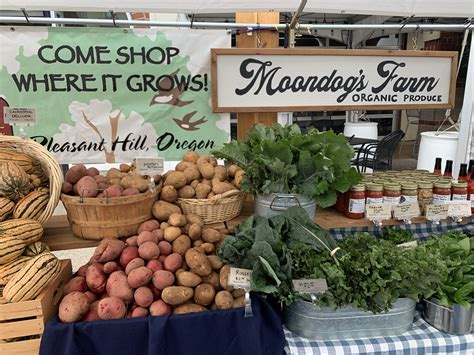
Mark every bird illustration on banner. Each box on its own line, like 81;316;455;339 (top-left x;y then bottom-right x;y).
149;69;193;107
173;111;207;131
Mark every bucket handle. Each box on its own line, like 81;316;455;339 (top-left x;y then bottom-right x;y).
79;189;109;204
423;298;454;313
269;194;302;211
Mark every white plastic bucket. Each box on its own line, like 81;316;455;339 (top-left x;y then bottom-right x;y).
417;131;459;171
343;122;378;140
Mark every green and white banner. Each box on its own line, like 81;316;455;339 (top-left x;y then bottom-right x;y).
0;27;230;163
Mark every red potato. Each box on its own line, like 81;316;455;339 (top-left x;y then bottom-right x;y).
138;241;160;260
61;182;73;194
151;229;164;242
147;259;163;273
106;271;134;302
58;291;90;323
158;241;172;256
164;253;183;273
127;266;153;288
149;300;172;317
97;182;110;190
76;176;99;198
125;258;145;275
85;263;106;294
119;246;139;267
158;255;167;263
122;187;140;196
132;307;149;318
104;185;122;198
93;238;126;263
72;183;79;196
63;276;88;295
99;292;109;299
126;235;138;247
137;231;158;246
86;167;100;177
148;284;162;299
65;164;87;184
152;270;175;290
97;192;105;198
103;261;121;274
84;291;98;303
76;263;90;277
138;220;161;233
98;297;127;320
83;300;100;321
134;286;154;307
94;175;107;184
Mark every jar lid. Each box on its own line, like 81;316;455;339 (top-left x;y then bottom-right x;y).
350;184;366;192
401;183;418;190
417;181;434;189
452;181;468;188
434;181;452;189
414;169;430;174
366;183;383;191
384;183;401;190
439;176;453;181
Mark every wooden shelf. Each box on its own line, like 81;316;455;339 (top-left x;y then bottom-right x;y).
42;201;471;251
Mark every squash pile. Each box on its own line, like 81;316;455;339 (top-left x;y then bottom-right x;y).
0;150;60;302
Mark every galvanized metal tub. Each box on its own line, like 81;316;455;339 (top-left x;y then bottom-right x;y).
423;298;473;335
284;298;416;340
254;193;316;219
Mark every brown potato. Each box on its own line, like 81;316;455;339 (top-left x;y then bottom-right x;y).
164;171;187;189
121;175;149;193
94;175;107;184
152;270;175;290
108;177;122;186
212;182;235;195
160;185;178;203
106;271;134;302
175;161;194;172
234;170;244;189
232;288;246;298
207;192;215;199
98;297;126;320
188;223;202;241
207;255;223;270
168;213;187;227
172;235;191;256
183;151;200;163
190;179;199;189
193;240;203;248
194;283;216;306
152;201;182;222
198;243;215;255
214;165;227;181
195;183;211;199
106;168;122;180
203;272;221;291
227;165;239;178
185;248;212;277
127;267;153;288
59;291;90;323
183;166;201;184
76;176;99;197
201;179;212;187
93;238;126;263
233;296;245;308
65;164;87;184
164;226;182;242
196;156;211;165
215;290;233;309
177;271;202;287
186;214;204;226
119;163;130;173
219;264;234;291
202;228;221;243
177;185;195;198
198;162;215;179
161;286;194;305
174;303;207;315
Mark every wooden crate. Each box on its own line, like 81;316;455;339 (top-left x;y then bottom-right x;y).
0;259;72;355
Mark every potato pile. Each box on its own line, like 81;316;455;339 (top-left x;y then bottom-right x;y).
58;212;243;323
61;163;161;199
159;151;243;202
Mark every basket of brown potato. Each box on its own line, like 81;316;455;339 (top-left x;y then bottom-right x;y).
162;152;244;224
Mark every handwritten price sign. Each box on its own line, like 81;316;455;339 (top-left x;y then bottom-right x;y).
229;267;252;289
292;279;328;294
136;158;164;176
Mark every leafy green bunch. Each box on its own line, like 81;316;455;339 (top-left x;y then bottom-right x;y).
212;123;362;207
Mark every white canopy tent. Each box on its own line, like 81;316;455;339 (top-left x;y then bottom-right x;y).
1;0;473;17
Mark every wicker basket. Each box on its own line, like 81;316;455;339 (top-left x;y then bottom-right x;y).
61;187;159;240
177;189;244;224
0;135;63;224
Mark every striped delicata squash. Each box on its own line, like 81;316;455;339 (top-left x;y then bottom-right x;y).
0;161;32;202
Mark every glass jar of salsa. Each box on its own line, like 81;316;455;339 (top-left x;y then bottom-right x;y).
383;183;401;204
345;184;366;219
433;181;452;204
401;183;418;203
452;181;468;201
366;183;383;204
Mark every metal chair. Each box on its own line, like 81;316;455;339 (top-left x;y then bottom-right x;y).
352;130;405;172
398;109;421;156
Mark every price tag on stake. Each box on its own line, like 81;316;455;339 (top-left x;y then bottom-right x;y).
365;203;392;225
448;200;471;221
4;107;36;125
425;204;449;224
393;202;421;224
228;267;252;289
292;279;328;294
136;158;164;177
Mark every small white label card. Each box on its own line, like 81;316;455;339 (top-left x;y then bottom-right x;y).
393;202;421;222
365;203;392;225
4;107;36;124
229;267;252;289
292;279;328;294
425;204;449;222
136;158;164;176
397;241;418;249
448;200;472;220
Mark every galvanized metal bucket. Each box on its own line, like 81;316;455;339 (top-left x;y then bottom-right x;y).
423;298;473;335
284;298;416;340
254;193;316;219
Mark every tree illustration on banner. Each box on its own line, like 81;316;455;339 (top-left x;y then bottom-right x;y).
0;27;230;163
